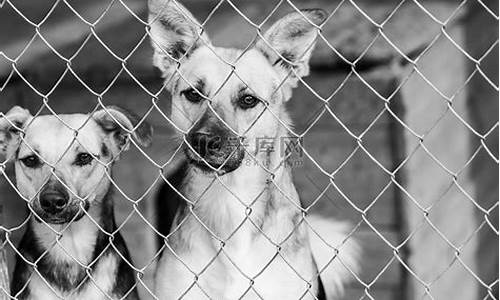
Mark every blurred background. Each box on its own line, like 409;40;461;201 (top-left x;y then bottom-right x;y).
0;0;498;299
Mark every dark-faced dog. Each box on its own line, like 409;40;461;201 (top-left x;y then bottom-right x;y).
0;106;152;300
149;1;359;299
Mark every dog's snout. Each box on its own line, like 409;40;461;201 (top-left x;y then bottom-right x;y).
39;189;69;214
185;110;244;173
188;132;222;157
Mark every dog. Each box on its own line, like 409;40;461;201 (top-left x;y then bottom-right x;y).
0;106;152;300
149;1;359;299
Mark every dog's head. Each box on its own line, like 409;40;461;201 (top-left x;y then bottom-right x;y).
149;1;325;174
0;106;152;224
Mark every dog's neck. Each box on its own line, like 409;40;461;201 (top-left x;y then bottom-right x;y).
29;186;116;267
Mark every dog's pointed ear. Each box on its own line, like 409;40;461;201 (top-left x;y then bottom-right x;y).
0;106;32;159
92;106;153;157
256;9;326;100
149;0;211;80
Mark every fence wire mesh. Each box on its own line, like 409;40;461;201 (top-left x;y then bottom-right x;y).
0;0;498;299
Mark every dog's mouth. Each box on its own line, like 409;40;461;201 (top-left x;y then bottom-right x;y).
184;135;245;175
32;200;90;224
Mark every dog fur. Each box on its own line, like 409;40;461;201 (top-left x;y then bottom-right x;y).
149;1;360;299
0;106;152;300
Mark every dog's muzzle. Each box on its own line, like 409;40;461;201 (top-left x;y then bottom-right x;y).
34;184;89;224
185;132;245;174
40;189;69;215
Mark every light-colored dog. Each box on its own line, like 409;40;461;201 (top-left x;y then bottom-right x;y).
149;1;359;299
0;106;152;300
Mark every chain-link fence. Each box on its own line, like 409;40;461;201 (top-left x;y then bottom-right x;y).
0;0;498;299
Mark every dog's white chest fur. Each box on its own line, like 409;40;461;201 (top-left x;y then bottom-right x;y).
33;217;98;264
25;219;120;300
156;229;316;300
155;170;318;299
25;254;118;300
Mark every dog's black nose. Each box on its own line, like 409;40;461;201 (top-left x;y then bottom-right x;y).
40;192;69;214
188;132;222;157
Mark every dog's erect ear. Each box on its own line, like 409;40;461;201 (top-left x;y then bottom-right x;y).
0;106;32;159
92;106;153;156
256;9;326;100
149;0;210;80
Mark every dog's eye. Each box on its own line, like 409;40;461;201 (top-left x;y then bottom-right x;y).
181;88;204;103
74;153;94;167
20;155;42;168
238;95;260;109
